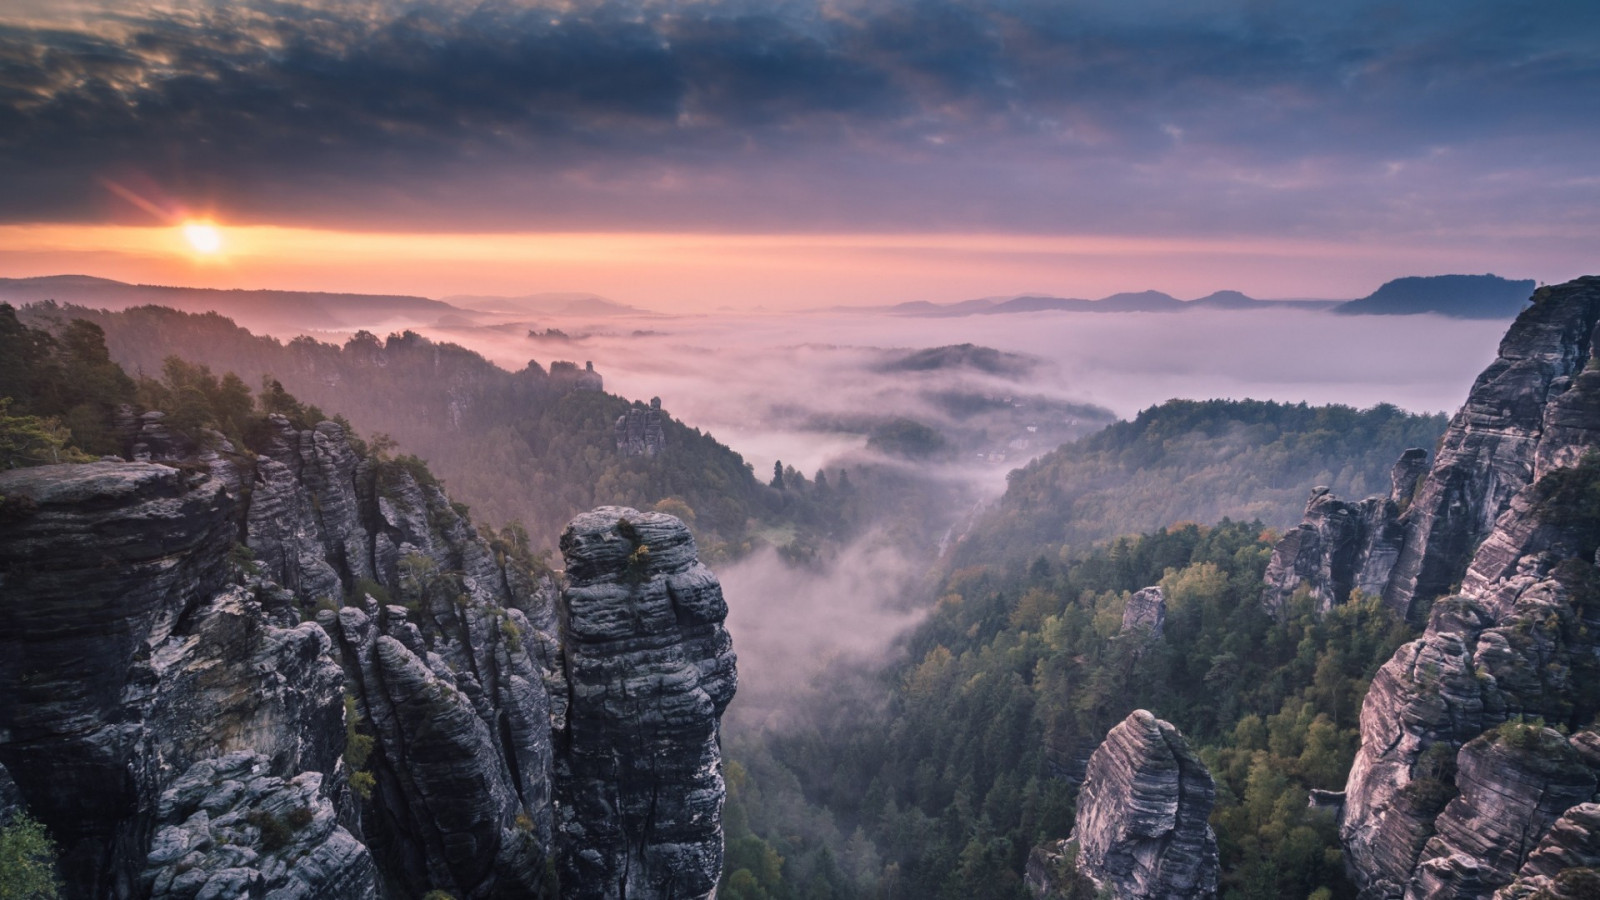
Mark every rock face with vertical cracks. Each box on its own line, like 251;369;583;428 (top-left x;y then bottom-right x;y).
1120;586;1167;640
1336;277;1600;900
1070;710;1219;900
1261;447;1427;617
1384;279;1600;622
0;411;737;899
556;506;737;900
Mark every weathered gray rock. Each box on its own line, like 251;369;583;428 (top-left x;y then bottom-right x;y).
614;397;666;457
2;393;739;900
141;752;376;900
1492;803;1600;899
1392;449;1430;505
0;462;235;897
556;506;736;900
1383;278;1600;622
1071;710;1218;900
1407;727;1598;899
1121;586;1166;639
1262;485;1407;615
1340;277;1600;900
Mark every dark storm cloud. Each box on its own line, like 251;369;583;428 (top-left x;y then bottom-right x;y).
1;0;1596;232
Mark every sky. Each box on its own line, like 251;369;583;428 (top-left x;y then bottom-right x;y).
1;0;1596;309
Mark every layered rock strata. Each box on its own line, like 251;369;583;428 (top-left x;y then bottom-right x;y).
556;507;737;900
0;416;735;899
1383;279;1600;620
1069;710;1219;899
1263;280;1600;626
1260;461;1418;617
1337;277;1600;899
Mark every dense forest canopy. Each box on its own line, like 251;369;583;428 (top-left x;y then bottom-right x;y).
953;398;1449;567
722;520;1415;900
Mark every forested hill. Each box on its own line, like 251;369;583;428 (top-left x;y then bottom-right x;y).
951;399;1449;567
16;302;775;555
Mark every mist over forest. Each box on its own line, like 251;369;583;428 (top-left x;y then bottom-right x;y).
15;293;1493;753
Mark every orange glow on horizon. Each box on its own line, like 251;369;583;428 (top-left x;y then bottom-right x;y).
0;222;1556;312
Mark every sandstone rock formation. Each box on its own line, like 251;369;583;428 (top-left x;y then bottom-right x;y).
1121;586;1167;640
0;416;735;898
1336;276;1600;899
556;506;737;900
1384;279;1600;621
1069;710;1219;899
615;397;667;457
1260;445;1430;617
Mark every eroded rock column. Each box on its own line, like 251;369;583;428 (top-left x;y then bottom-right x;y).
556;506;737;900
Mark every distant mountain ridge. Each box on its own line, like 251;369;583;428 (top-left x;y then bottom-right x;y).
443;291;648;317
0;274;461;334
1331;273;1535;318
879;290;1339;317
876;274;1536;318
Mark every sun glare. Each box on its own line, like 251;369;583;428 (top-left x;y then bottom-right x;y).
181;221;224;255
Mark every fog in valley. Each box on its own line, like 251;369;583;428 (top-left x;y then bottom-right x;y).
407;302;1507;727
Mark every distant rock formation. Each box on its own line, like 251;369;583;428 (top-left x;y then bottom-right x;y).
1065;710;1219;899
615;397;666;457
1262;277;1600;626
550;359;604;392
556;507;736;900
1259;469;1414;616
1120;586;1167;640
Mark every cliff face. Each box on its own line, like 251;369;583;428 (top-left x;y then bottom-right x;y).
1382;282;1600;621
0;420;734;898
1333;276;1600;899
1066;710;1219;900
1260;485;1408;616
614;399;667;457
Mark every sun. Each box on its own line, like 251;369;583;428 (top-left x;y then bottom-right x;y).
181;221;224;255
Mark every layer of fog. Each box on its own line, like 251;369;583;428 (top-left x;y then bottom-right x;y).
422;306;1507;729
716;533;929;732
434;306;1504;480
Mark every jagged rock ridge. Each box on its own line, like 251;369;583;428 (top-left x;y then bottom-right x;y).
0;416;735;898
1326;276;1600;899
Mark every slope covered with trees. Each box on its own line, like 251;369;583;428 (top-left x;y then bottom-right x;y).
723;520;1415;900
955;399;1448;567
16;303;826;558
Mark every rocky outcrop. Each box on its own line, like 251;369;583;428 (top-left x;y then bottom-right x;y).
1383;279;1600;621
1406;727;1599;900
0;416;736;899
1338;277;1600;900
1069;710;1218;899
1121;586;1166;640
1263;280;1600;626
1493;803;1600;899
0;462;237;897
141;752;376;900
1261;484;1408;616
556;507;736;900
615;397;666;457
